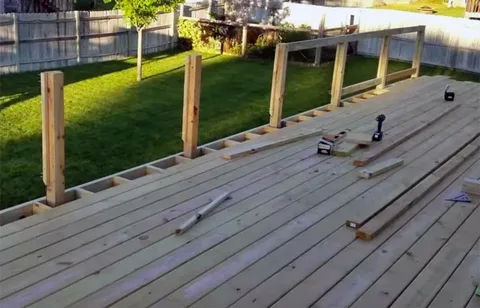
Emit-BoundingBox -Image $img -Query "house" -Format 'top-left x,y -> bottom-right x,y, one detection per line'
0,0 -> 73,13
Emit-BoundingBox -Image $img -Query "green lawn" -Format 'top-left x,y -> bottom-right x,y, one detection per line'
372,1 -> 465,17
0,51 -> 478,209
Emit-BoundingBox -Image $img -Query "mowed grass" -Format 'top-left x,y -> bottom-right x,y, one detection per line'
1,50 -> 478,209
372,1 -> 465,17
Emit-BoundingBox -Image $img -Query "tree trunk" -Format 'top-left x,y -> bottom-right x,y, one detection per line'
137,27 -> 143,82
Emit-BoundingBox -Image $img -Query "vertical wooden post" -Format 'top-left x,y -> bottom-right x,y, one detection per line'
314,13 -> 325,66
269,43 -> 288,128
179,4 -> 185,17
241,25 -> 248,56
12,13 -> 20,72
41,71 -> 65,207
412,29 -> 425,78
170,9 -> 179,50
137,27 -> 143,81
75,11 -> 81,64
376,35 -> 391,90
182,55 -> 202,159
330,42 -> 348,107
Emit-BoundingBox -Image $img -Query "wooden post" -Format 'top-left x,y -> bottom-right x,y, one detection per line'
137,27 -> 143,81
75,11 -> 81,64
182,55 -> 202,159
269,43 -> 288,128
170,9 -> 179,50
41,71 -> 65,207
314,13 -> 326,66
411,29 -> 425,78
241,25 -> 248,56
12,13 -> 20,72
376,35 -> 391,90
330,42 -> 348,107
179,4 -> 185,17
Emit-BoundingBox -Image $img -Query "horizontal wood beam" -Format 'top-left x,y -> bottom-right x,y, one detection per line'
341,78 -> 382,96
285,26 -> 425,52
386,68 -> 418,83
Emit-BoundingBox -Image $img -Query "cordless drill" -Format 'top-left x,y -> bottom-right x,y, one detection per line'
372,114 -> 386,142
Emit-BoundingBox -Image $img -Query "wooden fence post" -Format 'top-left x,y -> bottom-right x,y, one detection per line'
179,4 -> 185,17
269,43 -> 288,128
182,55 -> 202,159
411,29 -> 425,78
330,42 -> 348,107
376,35 -> 391,89
41,71 -> 65,207
12,13 -> 20,72
314,13 -> 326,66
241,25 -> 248,56
170,9 -> 179,50
75,11 -> 81,64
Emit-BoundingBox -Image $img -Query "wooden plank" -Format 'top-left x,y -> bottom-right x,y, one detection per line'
390,206 -> 480,308
241,25 -> 247,56
330,42 -> 348,107
463,177 -> 480,195
41,71 -> 65,207
350,97 -> 365,103
182,54 -> 202,159
427,239 -> 480,308
286,26 -> 425,52
270,155 -> 480,308
353,104 -> 458,167
12,13 -> 19,72
75,11 -> 81,64
347,125 -> 480,229
75,188 -> 94,198
344,132 -> 372,146
297,115 -> 313,121
412,29 -> 425,78
359,158 -> 404,179
377,35 -> 392,90
224,139 -> 242,147
315,162 -> 480,308
245,132 -> 261,140
263,126 -> 279,133
31,203 -> 53,214
386,68 -> 418,83
357,142 -> 478,240
285,120 -> 297,127
269,44 -> 288,128
223,130 -> 323,160
112,176 -> 131,186
341,78 -> 382,96
313,109 -> 327,116
333,142 -> 358,157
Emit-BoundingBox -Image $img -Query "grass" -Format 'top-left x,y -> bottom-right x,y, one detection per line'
372,1 -> 466,17
0,50 -> 479,209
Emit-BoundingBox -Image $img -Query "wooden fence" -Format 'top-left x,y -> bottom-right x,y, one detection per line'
0,10 -> 175,74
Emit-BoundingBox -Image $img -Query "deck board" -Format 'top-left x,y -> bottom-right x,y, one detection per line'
0,76 -> 479,308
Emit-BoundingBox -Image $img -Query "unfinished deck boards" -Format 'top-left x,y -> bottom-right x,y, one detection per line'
0,76 -> 479,308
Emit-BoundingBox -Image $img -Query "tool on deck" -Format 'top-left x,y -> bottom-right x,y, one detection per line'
445,192 -> 471,203
444,85 -> 455,101
372,114 -> 386,142
317,131 -> 347,155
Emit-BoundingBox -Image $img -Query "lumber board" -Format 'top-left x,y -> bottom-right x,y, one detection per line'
341,78 -> 382,96
344,132 -> 372,145
297,115 -> 313,121
359,158 -> 404,179
346,125 -> 480,229
353,104 -> 458,167
356,142 -> 478,240
463,177 -> 480,195
427,239 -> 480,308
332,142 -> 358,157
316,162 -> 480,308
251,149 -> 480,308
223,130 -> 324,160
386,68 -> 418,83
390,206 -> 480,308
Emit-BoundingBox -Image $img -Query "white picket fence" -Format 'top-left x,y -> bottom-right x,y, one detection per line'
0,10 -> 175,74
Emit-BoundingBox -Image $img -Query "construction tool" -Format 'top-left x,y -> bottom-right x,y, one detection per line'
317,131 -> 347,155
444,84 -> 455,101
445,192 -> 471,203
176,191 -> 230,234
372,114 -> 386,142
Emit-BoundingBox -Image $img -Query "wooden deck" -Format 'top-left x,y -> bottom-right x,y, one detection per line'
0,76 -> 479,308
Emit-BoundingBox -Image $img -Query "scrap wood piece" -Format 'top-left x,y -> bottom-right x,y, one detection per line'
356,143 -> 478,241
333,142 -> 358,157
353,104 -> 458,167
463,178 -> 480,196
359,158 -> 404,179
176,191 -> 230,235
344,132 -> 372,146
223,129 -> 324,160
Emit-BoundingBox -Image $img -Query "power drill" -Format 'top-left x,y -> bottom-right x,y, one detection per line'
372,114 -> 386,142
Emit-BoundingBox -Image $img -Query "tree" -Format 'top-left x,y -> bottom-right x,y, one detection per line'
104,0 -> 184,81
